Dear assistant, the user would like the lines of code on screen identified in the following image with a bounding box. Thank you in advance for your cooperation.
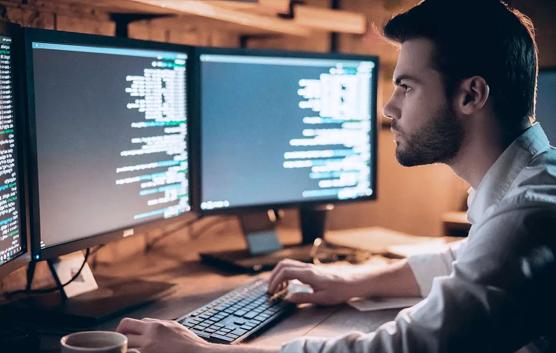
[200,55,376,210]
[0,35,23,265]
[32,42,189,248]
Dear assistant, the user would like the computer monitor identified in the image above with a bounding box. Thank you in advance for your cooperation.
[0,22,30,279]
[194,48,378,212]
[193,48,378,270]
[537,69,556,144]
[24,29,192,261]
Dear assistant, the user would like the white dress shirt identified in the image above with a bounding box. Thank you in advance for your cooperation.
[281,123,556,353]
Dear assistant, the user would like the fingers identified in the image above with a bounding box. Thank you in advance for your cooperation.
[142,318,200,338]
[142,317,164,323]
[118,317,206,353]
[126,333,147,348]
[271,259,307,277]
[268,267,316,294]
[117,318,148,335]
[286,291,330,305]
[269,260,306,283]
[268,259,310,293]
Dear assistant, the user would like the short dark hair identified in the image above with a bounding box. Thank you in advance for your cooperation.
[383,0,538,131]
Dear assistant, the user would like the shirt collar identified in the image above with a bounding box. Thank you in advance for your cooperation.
[466,123,551,224]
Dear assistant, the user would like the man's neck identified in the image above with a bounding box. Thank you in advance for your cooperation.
[448,118,529,189]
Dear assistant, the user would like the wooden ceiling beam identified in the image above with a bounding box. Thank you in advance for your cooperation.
[127,0,312,37]
[131,15,274,36]
[58,0,172,14]
[42,0,369,37]
[203,0,290,15]
[293,5,368,34]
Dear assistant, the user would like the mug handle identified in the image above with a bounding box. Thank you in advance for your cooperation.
[127,350,140,353]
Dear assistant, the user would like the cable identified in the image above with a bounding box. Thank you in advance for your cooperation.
[34,248,91,294]
[3,248,91,298]
[89,244,106,257]
[90,244,106,270]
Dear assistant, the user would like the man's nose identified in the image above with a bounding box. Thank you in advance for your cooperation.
[382,95,400,121]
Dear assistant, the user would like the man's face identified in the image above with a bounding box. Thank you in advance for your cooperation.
[383,38,464,167]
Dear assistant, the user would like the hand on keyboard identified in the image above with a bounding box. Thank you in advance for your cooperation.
[176,279,296,344]
[117,317,214,353]
[267,259,359,305]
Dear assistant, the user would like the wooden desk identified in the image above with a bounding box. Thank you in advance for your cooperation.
[442,211,471,237]
[23,224,399,351]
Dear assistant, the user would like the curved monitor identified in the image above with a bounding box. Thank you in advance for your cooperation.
[192,48,379,213]
[24,29,192,260]
[0,21,30,278]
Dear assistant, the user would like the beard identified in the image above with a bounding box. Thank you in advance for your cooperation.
[393,105,464,167]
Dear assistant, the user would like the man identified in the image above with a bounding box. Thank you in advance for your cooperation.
[117,0,556,352]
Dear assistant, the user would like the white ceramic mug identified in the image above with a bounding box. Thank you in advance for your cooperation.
[60,331,140,353]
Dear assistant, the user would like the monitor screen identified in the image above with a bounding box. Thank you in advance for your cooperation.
[27,32,190,255]
[198,51,378,211]
[537,70,556,144]
[0,31,27,271]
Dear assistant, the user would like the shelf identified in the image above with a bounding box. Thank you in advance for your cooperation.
[52,0,368,37]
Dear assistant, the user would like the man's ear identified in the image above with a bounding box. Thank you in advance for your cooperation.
[455,76,490,115]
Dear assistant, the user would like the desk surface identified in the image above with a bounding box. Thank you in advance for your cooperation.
[25,224,400,351]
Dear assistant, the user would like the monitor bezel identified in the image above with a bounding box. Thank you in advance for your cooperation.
[0,21,31,278]
[23,28,195,261]
[191,46,379,215]
[536,67,556,142]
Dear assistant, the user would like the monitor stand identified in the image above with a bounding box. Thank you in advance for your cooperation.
[200,206,332,273]
[9,257,175,328]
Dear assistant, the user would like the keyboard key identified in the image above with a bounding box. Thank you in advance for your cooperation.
[234,319,248,325]
[210,334,235,343]
[192,330,211,339]
[232,328,248,336]
[244,312,258,319]
[234,311,248,319]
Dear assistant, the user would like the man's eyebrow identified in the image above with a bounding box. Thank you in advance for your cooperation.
[393,74,421,85]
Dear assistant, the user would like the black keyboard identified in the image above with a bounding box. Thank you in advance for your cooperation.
[177,279,296,344]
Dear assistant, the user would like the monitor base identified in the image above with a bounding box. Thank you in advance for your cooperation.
[200,244,314,273]
[200,206,334,273]
[10,275,175,328]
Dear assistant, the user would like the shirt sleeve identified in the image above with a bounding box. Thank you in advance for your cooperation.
[406,240,465,297]
[280,206,556,353]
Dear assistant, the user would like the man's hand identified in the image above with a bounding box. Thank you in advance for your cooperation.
[117,318,279,353]
[268,258,421,305]
[117,317,214,353]
[267,259,360,305]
